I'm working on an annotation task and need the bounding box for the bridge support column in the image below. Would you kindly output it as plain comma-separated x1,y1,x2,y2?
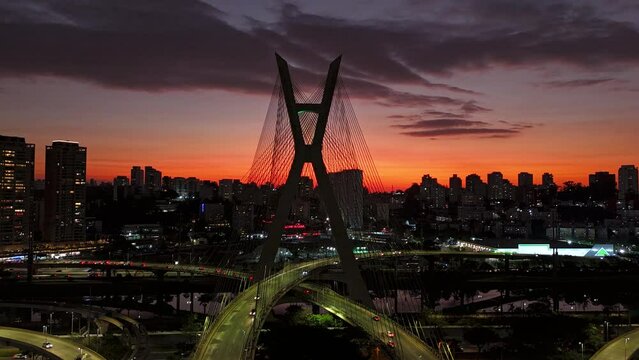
257,54,371,307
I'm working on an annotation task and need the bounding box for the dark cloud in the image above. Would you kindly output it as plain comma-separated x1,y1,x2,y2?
1,0,638,113
391,114,538,139
461,101,491,113
540,78,616,88
392,118,488,129
401,128,519,137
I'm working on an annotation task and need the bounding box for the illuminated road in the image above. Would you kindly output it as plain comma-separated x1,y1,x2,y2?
192,249,566,360
590,327,639,360
296,282,441,360
35,259,249,280
192,258,335,359
0,326,105,360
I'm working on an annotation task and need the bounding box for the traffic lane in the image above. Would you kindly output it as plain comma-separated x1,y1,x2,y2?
591,327,639,360
0,326,105,360
298,283,439,360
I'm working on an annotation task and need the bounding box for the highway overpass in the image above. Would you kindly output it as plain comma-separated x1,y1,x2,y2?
294,282,446,360
0,326,105,360
591,326,639,360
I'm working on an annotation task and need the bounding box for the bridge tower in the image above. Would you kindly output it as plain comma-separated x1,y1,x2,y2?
256,54,371,305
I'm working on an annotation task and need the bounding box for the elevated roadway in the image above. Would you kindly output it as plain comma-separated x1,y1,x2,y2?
0,326,105,360
590,326,639,360
192,249,603,360
294,282,443,359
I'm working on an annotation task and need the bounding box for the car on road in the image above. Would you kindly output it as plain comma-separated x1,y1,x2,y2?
42,341,53,349
12,354,28,359
372,315,381,321
249,308,256,316
387,341,396,348
254,295,260,300
386,330,395,338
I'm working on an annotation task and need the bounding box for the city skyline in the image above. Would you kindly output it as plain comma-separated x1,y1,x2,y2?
2,1,639,189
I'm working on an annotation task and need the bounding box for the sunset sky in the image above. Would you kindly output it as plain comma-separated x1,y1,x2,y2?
1,0,639,190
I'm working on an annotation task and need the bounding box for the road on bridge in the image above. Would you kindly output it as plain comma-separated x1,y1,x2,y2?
297,282,442,360
591,326,639,360
0,326,105,360
193,253,443,360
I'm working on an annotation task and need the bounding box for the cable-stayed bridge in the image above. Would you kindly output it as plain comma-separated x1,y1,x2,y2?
192,54,443,360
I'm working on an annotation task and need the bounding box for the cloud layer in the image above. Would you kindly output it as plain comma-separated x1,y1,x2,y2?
1,0,638,139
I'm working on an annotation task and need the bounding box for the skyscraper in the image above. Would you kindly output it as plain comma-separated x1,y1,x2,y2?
518,172,533,188
542,173,555,188
465,174,485,197
588,171,616,201
113,175,129,201
130,166,144,189
449,174,462,204
219,179,234,201
44,140,86,242
518,172,534,204
487,172,504,200
144,166,162,192
329,169,363,229
0,135,35,246
618,165,638,200
421,174,446,208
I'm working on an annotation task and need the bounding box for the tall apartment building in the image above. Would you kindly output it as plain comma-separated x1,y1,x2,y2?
131,166,144,189
44,141,86,242
618,165,638,200
0,135,35,246
449,174,462,204
144,166,162,192
487,171,504,200
588,171,616,201
329,169,363,229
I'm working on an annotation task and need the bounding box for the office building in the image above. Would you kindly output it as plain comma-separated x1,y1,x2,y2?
44,140,86,242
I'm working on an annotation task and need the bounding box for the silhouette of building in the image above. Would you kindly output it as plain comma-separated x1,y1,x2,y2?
329,169,364,229
518,172,534,204
44,140,86,242
420,174,446,208
487,171,504,200
144,166,162,192
588,171,616,201
113,175,129,201
0,135,35,246
448,174,462,204
542,172,555,188
298,176,314,198
130,166,144,190
219,179,234,201
618,165,638,200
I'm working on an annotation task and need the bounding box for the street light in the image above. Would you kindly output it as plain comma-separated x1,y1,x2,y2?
604,321,609,341
625,337,631,360
578,341,584,360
